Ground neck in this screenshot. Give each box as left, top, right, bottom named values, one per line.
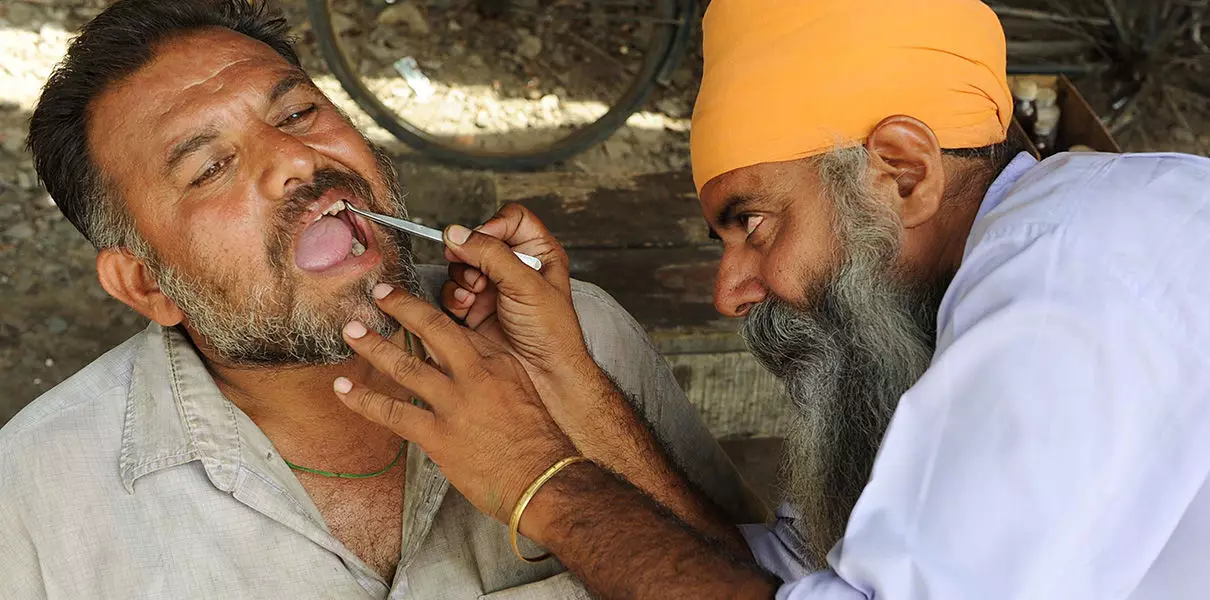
left=930, top=159, right=1002, bottom=277
left=205, top=350, right=403, bottom=468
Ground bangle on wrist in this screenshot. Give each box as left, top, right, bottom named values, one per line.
left=509, top=456, right=590, bottom=563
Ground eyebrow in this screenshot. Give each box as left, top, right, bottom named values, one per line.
left=162, top=70, right=316, bottom=177
left=706, top=194, right=759, bottom=240
left=268, top=69, right=312, bottom=104
left=164, top=128, right=219, bottom=176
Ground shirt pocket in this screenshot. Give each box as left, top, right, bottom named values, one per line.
left=477, top=570, right=594, bottom=600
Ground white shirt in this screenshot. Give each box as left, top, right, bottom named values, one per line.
left=746, top=152, right=1210, bottom=599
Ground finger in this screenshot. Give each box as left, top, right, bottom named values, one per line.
left=370, top=283, right=479, bottom=369
left=334, top=376, right=434, bottom=440
left=444, top=225, right=554, bottom=303
left=440, top=280, right=474, bottom=321
left=477, top=202, right=549, bottom=245
left=448, top=262, right=488, bottom=294
left=462, top=282, right=499, bottom=330
left=343, top=320, right=455, bottom=402
left=474, top=203, right=572, bottom=294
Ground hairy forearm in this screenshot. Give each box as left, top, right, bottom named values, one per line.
left=524, top=462, right=779, bottom=600
left=542, top=364, right=749, bottom=555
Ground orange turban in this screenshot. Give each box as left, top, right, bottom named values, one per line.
left=690, top=0, right=1012, bottom=193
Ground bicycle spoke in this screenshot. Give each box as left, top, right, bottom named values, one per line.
left=562, top=29, right=638, bottom=76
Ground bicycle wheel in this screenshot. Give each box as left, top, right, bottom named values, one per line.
left=306, top=0, right=692, bottom=171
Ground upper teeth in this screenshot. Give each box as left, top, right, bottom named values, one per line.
left=314, top=200, right=348, bottom=222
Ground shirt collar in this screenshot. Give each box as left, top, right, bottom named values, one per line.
left=116, top=269, right=453, bottom=534
left=119, top=323, right=255, bottom=493
left=976, top=151, right=1039, bottom=220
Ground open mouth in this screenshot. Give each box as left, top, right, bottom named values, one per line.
left=294, top=197, right=372, bottom=272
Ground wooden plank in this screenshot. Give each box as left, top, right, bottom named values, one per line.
left=720, top=437, right=787, bottom=508
left=666, top=351, right=793, bottom=439
left=566, top=245, right=736, bottom=336
left=494, top=171, right=709, bottom=249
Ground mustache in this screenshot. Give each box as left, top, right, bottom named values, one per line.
left=277, top=168, right=378, bottom=227
left=265, top=168, right=378, bottom=276
left=741, top=291, right=837, bottom=382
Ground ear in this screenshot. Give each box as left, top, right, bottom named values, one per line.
left=863, top=115, right=946, bottom=229
left=97, top=248, right=185, bottom=327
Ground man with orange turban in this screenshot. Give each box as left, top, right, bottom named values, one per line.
left=321, top=0, right=1210, bottom=597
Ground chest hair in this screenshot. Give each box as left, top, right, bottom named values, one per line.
left=299, top=468, right=406, bottom=581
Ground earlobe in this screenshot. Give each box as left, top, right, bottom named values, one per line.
left=97, top=248, right=184, bottom=326
left=864, top=116, right=946, bottom=229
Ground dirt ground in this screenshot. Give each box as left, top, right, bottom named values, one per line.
left=2, top=0, right=1209, bottom=427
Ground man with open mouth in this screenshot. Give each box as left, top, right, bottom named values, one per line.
left=0, top=1, right=764, bottom=597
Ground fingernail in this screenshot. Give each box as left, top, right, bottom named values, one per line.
left=453, top=287, right=473, bottom=303
left=372, top=283, right=394, bottom=299
left=333, top=377, right=353, bottom=394
left=446, top=224, right=471, bottom=245
left=462, top=269, right=479, bottom=287
left=344, top=321, right=367, bottom=339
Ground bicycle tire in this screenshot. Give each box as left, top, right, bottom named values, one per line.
left=306, top=0, right=691, bottom=171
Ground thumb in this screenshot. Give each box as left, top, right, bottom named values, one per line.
left=444, top=225, right=548, bottom=301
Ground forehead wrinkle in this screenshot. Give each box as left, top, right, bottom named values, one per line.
left=172, top=56, right=256, bottom=99
left=152, top=57, right=260, bottom=125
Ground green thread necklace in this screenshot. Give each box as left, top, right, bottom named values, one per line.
left=283, top=331, right=421, bottom=479
left=285, top=442, right=406, bottom=479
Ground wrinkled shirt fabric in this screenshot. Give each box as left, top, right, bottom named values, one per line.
left=745, top=152, right=1210, bottom=599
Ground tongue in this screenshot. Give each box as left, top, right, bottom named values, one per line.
left=295, top=216, right=354, bottom=271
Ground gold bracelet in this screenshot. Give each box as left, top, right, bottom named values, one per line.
left=509, top=456, right=590, bottom=563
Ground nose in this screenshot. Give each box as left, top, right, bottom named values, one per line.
left=256, top=127, right=319, bottom=200
left=713, top=248, right=767, bottom=318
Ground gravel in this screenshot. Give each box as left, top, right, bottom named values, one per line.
left=377, top=1, right=430, bottom=36
left=515, top=29, right=543, bottom=60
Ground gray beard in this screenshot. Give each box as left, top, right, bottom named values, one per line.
left=741, top=149, right=949, bottom=569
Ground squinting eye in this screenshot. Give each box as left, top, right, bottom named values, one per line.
left=192, top=156, right=231, bottom=186
left=278, top=105, right=317, bottom=127
left=743, top=215, right=765, bottom=236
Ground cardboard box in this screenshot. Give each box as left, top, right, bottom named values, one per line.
left=1008, top=74, right=1121, bottom=157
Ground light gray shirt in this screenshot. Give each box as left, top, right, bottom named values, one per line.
left=0, top=266, right=765, bottom=599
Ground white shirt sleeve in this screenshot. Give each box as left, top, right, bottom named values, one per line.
left=766, top=200, right=1210, bottom=598
left=740, top=504, right=815, bottom=583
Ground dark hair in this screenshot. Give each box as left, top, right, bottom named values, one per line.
left=942, top=135, right=1028, bottom=178
left=27, top=0, right=301, bottom=249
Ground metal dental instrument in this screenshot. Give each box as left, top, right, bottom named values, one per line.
left=344, top=204, right=543, bottom=271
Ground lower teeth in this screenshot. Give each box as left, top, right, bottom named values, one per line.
left=350, top=239, right=366, bottom=257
